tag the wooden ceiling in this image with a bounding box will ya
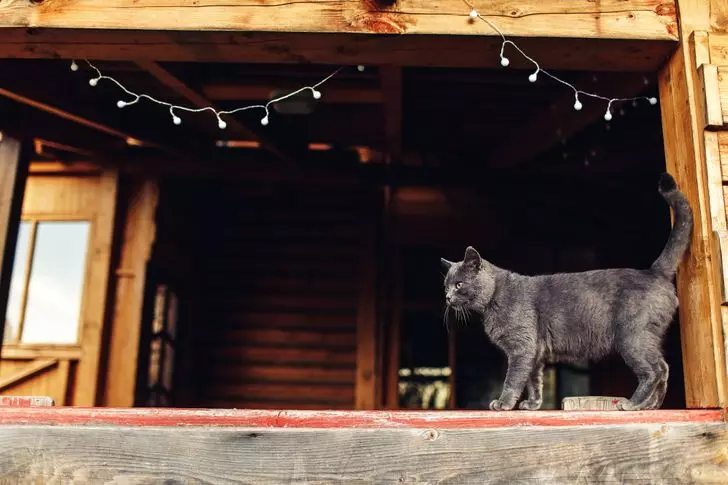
[0,58,662,180]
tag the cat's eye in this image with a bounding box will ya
[455,282,463,289]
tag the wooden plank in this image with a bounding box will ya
[562,396,622,410]
[209,312,355,330]
[0,136,28,350]
[0,346,83,360]
[54,359,70,407]
[72,170,118,406]
[213,346,356,366]
[355,188,380,409]
[0,408,721,428]
[208,365,356,385]
[102,178,158,407]
[0,396,54,407]
[0,1,677,40]
[658,27,728,407]
[1,420,728,483]
[0,31,676,71]
[204,383,354,403]
[202,329,356,348]
[0,358,57,392]
[700,64,723,128]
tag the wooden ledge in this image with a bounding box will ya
[0,407,722,428]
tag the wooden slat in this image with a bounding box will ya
[72,170,118,406]
[194,296,357,312]
[0,136,28,349]
[207,365,356,385]
[213,347,356,366]
[204,383,354,403]
[202,329,356,349]
[1,419,728,483]
[102,178,158,407]
[0,358,57,392]
[210,313,355,330]
[701,64,723,128]
[658,28,728,407]
[0,346,83,360]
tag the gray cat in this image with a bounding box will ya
[440,173,692,411]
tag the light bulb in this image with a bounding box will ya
[89,78,99,87]
[500,57,510,67]
[528,71,538,83]
[604,109,613,121]
[574,98,583,111]
[172,115,182,125]
[469,9,478,20]
[357,65,365,72]
[70,61,79,72]
[649,97,657,105]
[261,116,269,126]
[312,90,322,100]
[218,118,227,130]
[117,100,127,108]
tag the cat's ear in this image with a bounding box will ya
[440,258,453,271]
[463,246,482,272]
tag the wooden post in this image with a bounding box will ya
[657,1,728,408]
[0,136,29,352]
[101,178,158,407]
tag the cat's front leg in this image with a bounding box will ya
[490,353,535,411]
[518,362,544,410]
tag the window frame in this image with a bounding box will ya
[2,214,95,348]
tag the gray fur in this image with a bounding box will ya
[440,173,693,411]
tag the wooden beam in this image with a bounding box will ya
[0,409,726,483]
[101,177,158,407]
[0,136,29,351]
[0,1,677,40]
[135,60,300,165]
[0,358,58,392]
[379,66,403,164]
[658,23,728,407]
[488,73,653,168]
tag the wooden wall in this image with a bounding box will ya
[0,167,118,406]
[159,179,368,409]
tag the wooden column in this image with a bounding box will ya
[355,186,381,409]
[657,1,728,408]
[0,136,29,351]
[101,178,158,407]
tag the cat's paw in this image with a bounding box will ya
[518,399,543,410]
[489,399,515,411]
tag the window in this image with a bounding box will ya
[3,220,91,345]
[144,284,178,407]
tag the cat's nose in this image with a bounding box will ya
[445,295,452,304]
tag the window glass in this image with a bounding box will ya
[21,221,90,344]
[3,222,31,343]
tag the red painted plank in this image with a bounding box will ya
[0,408,722,428]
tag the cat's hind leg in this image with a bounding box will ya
[616,333,663,411]
[641,358,669,410]
[519,362,544,410]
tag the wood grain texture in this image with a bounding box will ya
[0,136,27,350]
[0,396,53,407]
[0,0,677,39]
[72,170,118,406]
[0,421,727,483]
[701,64,723,128]
[0,31,676,71]
[0,358,57,392]
[658,30,728,407]
[102,178,158,407]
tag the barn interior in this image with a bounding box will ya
[0,58,683,410]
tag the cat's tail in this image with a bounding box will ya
[651,173,693,278]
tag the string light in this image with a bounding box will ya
[464,0,658,120]
[71,60,345,129]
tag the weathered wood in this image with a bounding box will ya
[102,178,158,407]
[0,1,677,39]
[0,396,53,407]
[0,411,726,483]
[562,396,622,410]
[0,29,677,71]
[0,136,28,350]
[700,64,724,128]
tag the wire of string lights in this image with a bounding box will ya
[70,2,656,128]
